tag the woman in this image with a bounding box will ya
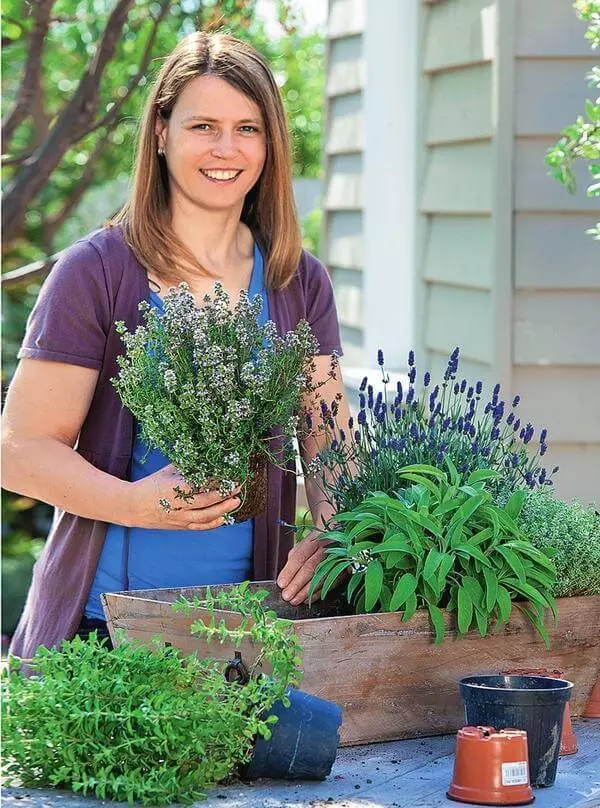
[2,31,349,659]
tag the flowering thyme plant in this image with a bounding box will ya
[113,282,332,512]
[305,347,557,514]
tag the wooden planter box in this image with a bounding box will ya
[102,584,600,747]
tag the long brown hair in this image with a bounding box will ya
[112,31,302,289]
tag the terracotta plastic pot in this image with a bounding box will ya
[447,726,534,806]
[583,677,600,718]
[502,668,577,755]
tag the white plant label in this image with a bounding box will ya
[501,761,529,786]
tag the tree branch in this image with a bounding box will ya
[1,255,58,290]
[78,0,170,141]
[2,0,135,245]
[1,0,55,146]
[42,129,113,245]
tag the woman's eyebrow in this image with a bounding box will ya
[182,114,263,124]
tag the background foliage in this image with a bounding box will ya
[1,0,326,636]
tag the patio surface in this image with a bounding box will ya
[3,719,599,808]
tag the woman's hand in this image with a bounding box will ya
[128,464,241,530]
[276,533,329,606]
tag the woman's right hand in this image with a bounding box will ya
[128,464,242,530]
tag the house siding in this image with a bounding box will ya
[323,0,366,363]
[417,0,599,502]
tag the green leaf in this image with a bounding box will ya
[347,571,363,604]
[457,587,474,634]
[504,489,525,520]
[497,546,527,583]
[483,567,498,612]
[474,606,489,637]
[444,455,460,485]
[504,578,550,607]
[467,468,499,485]
[401,592,418,622]
[455,544,491,567]
[427,603,446,645]
[423,548,444,582]
[308,558,339,602]
[364,561,384,611]
[320,560,351,601]
[461,576,484,608]
[496,585,513,624]
[448,493,486,531]
[437,553,455,591]
[397,473,440,497]
[390,573,418,611]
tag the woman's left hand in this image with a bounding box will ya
[277,534,327,606]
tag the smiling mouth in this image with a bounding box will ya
[199,169,243,183]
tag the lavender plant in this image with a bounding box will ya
[113,282,333,513]
[306,348,557,514]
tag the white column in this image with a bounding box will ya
[363,0,418,370]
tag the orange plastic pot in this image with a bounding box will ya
[447,726,534,806]
[502,668,577,755]
[583,677,600,718]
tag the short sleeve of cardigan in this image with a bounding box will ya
[304,254,344,357]
[18,240,110,370]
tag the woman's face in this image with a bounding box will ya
[156,74,267,213]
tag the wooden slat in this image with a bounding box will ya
[425,285,493,364]
[324,153,363,210]
[426,63,492,143]
[514,290,600,366]
[513,366,600,444]
[541,443,600,504]
[515,59,598,137]
[423,215,493,290]
[326,210,364,269]
[104,585,600,746]
[515,213,600,290]
[516,0,593,58]
[515,138,600,213]
[423,0,495,73]
[332,266,363,329]
[421,142,493,214]
[326,35,365,97]
[326,92,364,154]
[328,0,365,39]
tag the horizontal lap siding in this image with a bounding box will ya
[324,0,366,363]
[420,0,495,384]
[513,0,599,502]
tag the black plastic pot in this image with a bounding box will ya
[246,687,343,780]
[459,675,573,788]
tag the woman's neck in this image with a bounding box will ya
[170,196,253,277]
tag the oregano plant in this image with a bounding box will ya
[2,582,302,805]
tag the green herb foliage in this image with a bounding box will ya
[307,348,555,518]
[2,583,303,805]
[308,462,557,646]
[113,281,334,508]
[516,489,600,597]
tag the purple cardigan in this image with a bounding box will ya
[10,226,342,659]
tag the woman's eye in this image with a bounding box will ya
[240,126,259,133]
[193,123,211,131]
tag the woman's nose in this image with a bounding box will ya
[211,131,238,158]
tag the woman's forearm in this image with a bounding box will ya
[1,436,132,525]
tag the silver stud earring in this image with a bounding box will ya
[158,147,164,156]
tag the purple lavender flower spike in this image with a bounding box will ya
[552,465,560,474]
[354,430,361,441]
[358,410,366,425]
[424,371,431,387]
[460,379,467,393]
[410,423,419,441]
[512,453,519,467]
[524,423,534,444]
[475,381,483,395]
[513,418,521,432]
[436,450,445,463]
[395,408,402,421]
[491,427,500,441]
[539,468,547,484]
[466,386,474,401]
[540,428,548,443]
[396,380,403,401]
[408,366,416,384]
[406,387,415,405]
[305,413,313,428]
[359,376,368,391]
[408,350,415,367]
[442,417,451,430]
[359,393,366,410]
[471,441,479,455]
[377,349,385,366]
[512,394,520,407]
[340,429,346,442]
[454,382,460,395]
[348,416,354,429]
[331,439,338,451]
[507,412,515,425]
[540,444,547,456]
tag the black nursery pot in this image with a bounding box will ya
[459,675,573,788]
[246,687,343,781]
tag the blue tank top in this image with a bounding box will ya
[85,242,269,619]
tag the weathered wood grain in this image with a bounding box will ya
[103,586,600,747]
